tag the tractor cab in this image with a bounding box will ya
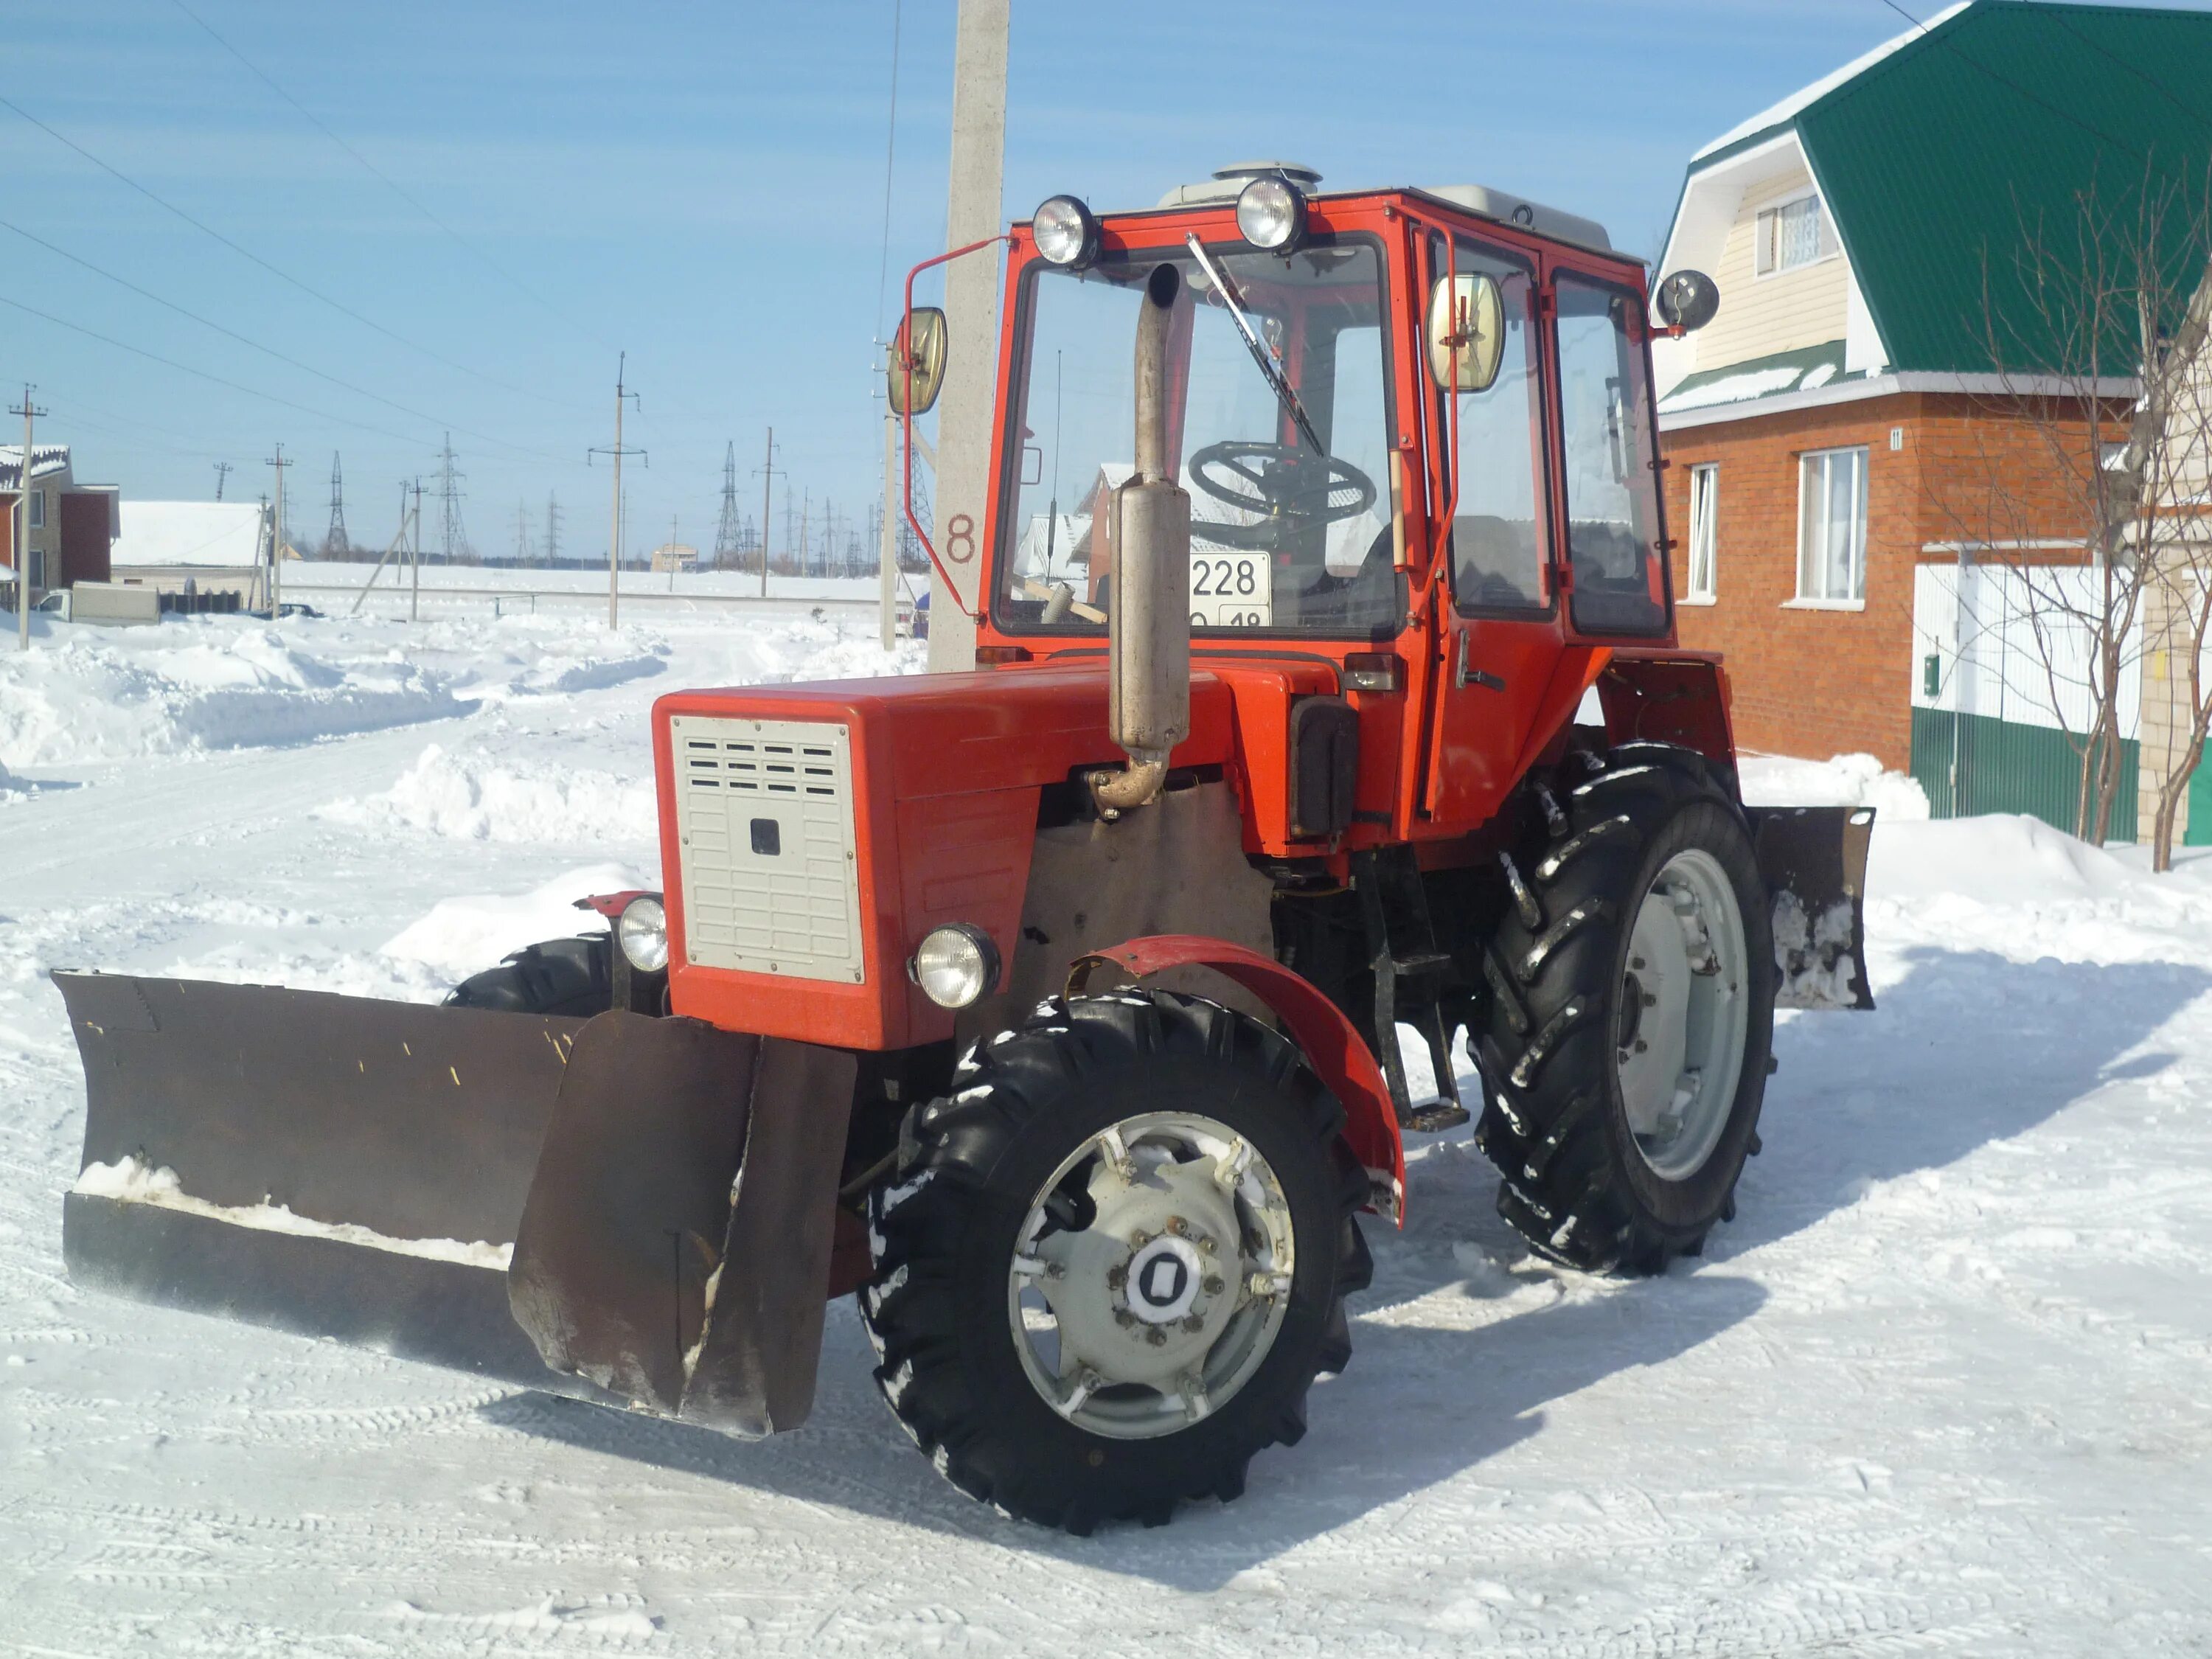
[901,164,1712,848]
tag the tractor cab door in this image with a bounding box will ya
[1419,232,1569,830]
[1549,269,1672,649]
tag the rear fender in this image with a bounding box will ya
[1067,936,1407,1224]
[1596,651,1739,792]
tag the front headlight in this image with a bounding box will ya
[616,894,669,973]
[909,924,1000,1009]
[1032,195,1099,268]
[1236,175,1307,253]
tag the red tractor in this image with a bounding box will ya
[56,164,1871,1533]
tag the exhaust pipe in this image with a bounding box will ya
[1093,262,1192,816]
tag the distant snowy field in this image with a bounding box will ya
[2,612,2208,1655]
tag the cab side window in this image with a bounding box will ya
[1441,238,1548,616]
[1554,274,1668,636]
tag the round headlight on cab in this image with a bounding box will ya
[909,924,1000,1009]
[1032,195,1100,268]
[616,894,669,973]
[1236,175,1308,253]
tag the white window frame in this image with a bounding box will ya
[1755,192,1833,278]
[1794,446,1868,607]
[1684,463,1718,603]
[27,487,44,529]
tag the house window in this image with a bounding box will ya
[1756,195,1831,276]
[27,488,44,529]
[1686,463,1718,602]
[1797,447,1868,603]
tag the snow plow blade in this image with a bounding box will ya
[55,973,855,1436]
[1747,805,1876,1011]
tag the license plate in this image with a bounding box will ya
[1190,552,1270,628]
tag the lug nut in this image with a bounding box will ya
[1181,1314,1205,1334]
[1203,1276,1225,1296]
[1146,1328,1168,1346]
[1166,1217,1186,1237]
[1105,1265,1127,1290]
[1642,992,1658,1009]
[1116,1309,1137,1329]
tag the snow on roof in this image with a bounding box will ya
[111,501,267,568]
[0,444,72,489]
[1691,1,1969,161]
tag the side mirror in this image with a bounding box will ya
[1426,272,1505,394]
[888,306,948,415]
[1654,269,1720,333]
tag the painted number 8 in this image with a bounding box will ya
[947,512,976,563]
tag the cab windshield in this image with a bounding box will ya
[995,235,1399,638]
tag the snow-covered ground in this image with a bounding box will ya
[2,618,2208,1655]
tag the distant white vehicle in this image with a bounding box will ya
[36,582,160,627]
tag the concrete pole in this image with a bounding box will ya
[18,387,33,651]
[267,443,289,616]
[609,363,625,631]
[925,0,1008,672]
[410,482,422,622]
[881,361,900,650]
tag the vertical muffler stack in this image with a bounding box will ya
[1094,262,1192,815]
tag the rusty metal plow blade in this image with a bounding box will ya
[1746,805,1877,1012]
[54,973,853,1435]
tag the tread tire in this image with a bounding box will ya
[443,934,613,1017]
[1474,744,1774,1275]
[861,989,1371,1533]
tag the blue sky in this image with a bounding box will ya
[4,0,2191,560]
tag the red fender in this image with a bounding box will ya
[1068,936,1406,1225]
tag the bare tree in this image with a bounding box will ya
[1946,160,2212,846]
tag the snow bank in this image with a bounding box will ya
[320,743,656,844]
[1739,751,1930,819]
[0,621,467,767]
[378,863,641,981]
[73,1156,512,1267]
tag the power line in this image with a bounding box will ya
[166,0,616,358]
[0,289,445,446]
[0,214,566,462]
[1868,0,2143,161]
[0,91,571,408]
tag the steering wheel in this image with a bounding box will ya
[1187,441,1377,551]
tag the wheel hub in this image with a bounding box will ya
[1007,1113,1295,1439]
[1615,848,1751,1181]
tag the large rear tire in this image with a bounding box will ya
[1475,743,1774,1274]
[861,990,1371,1532]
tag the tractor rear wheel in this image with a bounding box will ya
[861,989,1371,1532]
[1475,743,1774,1274]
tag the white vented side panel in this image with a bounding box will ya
[669,714,863,984]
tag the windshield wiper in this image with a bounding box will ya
[1184,234,1324,455]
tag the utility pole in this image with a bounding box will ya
[881,344,900,648]
[926,0,1008,671]
[513,500,532,563]
[212,459,233,501]
[589,353,644,628]
[714,441,743,571]
[13,384,47,650]
[754,427,780,597]
[325,451,348,557]
[408,479,423,622]
[798,491,810,580]
[545,491,561,565]
[265,443,292,615]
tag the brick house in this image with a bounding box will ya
[1,443,119,599]
[1651,0,2212,835]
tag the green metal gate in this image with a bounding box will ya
[1910,706,2138,841]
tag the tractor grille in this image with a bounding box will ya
[667,714,863,984]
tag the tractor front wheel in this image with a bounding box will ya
[1475,744,1775,1274]
[861,990,1370,1532]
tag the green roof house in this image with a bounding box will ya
[1652,0,2212,834]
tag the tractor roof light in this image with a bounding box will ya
[1032,195,1101,269]
[909,924,1001,1009]
[1236,175,1308,254]
[616,894,669,974]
